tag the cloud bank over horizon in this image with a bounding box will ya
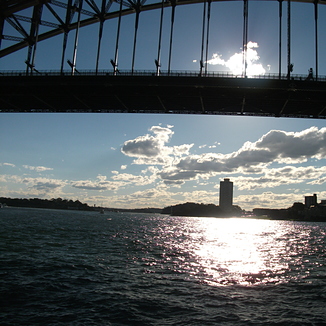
[120,125,326,185]
[1,125,326,210]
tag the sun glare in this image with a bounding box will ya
[207,41,266,77]
[192,218,288,285]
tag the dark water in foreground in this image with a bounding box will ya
[1,207,325,326]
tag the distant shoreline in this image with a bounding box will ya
[1,197,325,222]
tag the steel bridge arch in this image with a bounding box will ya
[1,0,325,59]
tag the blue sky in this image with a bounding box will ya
[1,0,326,210]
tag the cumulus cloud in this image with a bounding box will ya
[229,166,326,191]
[122,126,172,159]
[166,127,326,184]
[173,144,194,157]
[255,127,326,162]
[159,169,200,185]
[109,187,173,208]
[119,125,326,191]
[207,41,266,76]
[1,163,16,167]
[5,125,324,207]
[121,125,193,165]
[0,175,67,195]
[111,172,157,186]
[307,176,326,185]
[236,192,301,210]
[1,174,25,183]
[23,165,53,172]
[71,175,126,191]
[19,177,66,196]
[110,166,159,187]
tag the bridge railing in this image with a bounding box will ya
[0,70,325,81]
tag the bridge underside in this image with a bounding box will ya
[0,75,325,119]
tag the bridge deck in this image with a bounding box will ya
[0,74,325,119]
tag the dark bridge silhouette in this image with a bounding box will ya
[1,0,325,118]
[1,70,326,118]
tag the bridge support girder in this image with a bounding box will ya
[1,75,325,120]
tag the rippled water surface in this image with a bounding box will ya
[1,207,326,325]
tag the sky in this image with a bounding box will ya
[1,0,326,210]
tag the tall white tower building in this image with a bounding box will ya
[219,178,233,211]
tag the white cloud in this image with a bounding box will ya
[171,127,326,182]
[15,176,67,197]
[109,187,172,208]
[255,127,326,162]
[122,133,166,158]
[71,175,126,191]
[173,144,194,156]
[111,172,157,186]
[1,163,16,167]
[229,165,326,191]
[2,124,324,211]
[1,174,24,183]
[122,124,326,187]
[307,177,326,185]
[121,125,191,165]
[22,177,64,187]
[23,165,53,172]
[207,41,266,77]
[235,192,305,210]
[1,174,65,194]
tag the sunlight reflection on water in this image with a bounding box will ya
[163,217,324,286]
[1,209,325,326]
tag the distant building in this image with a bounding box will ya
[305,194,317,208]
[219,178,233,211]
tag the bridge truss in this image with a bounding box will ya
[1,0,325,75]
[0,0,325,117]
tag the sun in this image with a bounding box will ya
[207,41,266,77]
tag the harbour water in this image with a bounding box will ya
[1,207,325,325]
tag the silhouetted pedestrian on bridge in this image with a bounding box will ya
[306,68,314,81]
